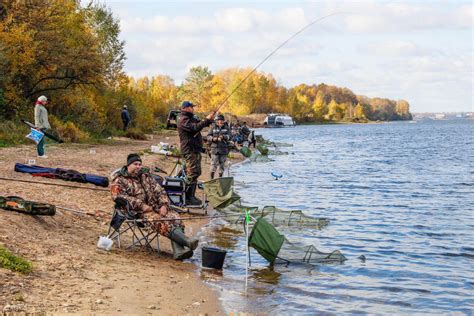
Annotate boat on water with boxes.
[263,113,295,127]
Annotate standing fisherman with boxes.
[177,101,215,205]
[34,95,51,158]
[121,105,131,131]
[207,114,231,179]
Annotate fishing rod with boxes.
[0,176,109,192]
[212,11,346,114]
[56,205,96,216]
[133,212,244,223]
[192,11,346,137]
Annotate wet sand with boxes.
[0,130,241,314]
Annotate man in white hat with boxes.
[34,95,51,158]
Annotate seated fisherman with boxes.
[110,153,198,260]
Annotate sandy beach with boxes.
[0,130,242,314]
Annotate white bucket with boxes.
[97,236,113,251]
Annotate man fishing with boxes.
[110,153,199,260]
[207,114,231,179]
[177,101,215,205]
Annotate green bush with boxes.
[49,116,90,143]
[0,246,33,274]
[0,121,30,147]
[125,128,147,140]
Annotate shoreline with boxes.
[0,131,242,314]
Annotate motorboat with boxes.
[263,113,295,127]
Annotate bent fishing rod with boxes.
[212,11,346,114]
[192,11,346,137]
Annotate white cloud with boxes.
[342,2,473,33]
[361,40,420,57]
[106,0,472,112]
[215,8,262,32]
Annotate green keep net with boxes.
[203,177,346,265]
[249,217,347,265]
[220,204,330,229]
[203,177,241,209]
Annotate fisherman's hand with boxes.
[206,111,216,121]
[212,136,218,142]
[142,204,153,213]
[218,136,223,141]
[159,205,168,217]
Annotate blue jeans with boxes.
[37,137,45,156]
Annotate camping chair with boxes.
[107,197,160,253]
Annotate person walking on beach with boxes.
[207,114,231,179]
[121,105,131,131]
[177,101,215,205]
[110,153,199,260]
[34,95,51,158]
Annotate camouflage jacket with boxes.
[110,166,169,214]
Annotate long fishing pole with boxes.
[213,11,346,114]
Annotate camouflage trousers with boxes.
[142,205,184,238]
[210,153,227,174]
[184,152,202,185]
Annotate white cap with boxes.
[37,95,47,103]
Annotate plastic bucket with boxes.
[202,247,227,270]
[97,236,113,251]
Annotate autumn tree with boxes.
[0,1,105,119]
[83,1,126,87]
[312,90,328,121]
[180,66,214,110]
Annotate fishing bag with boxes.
[0,196,56,216]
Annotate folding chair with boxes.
[107,197,160,253]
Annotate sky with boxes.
[97,0,472,113]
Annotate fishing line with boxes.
[214,11,347,113]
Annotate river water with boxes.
[195,120,474,315]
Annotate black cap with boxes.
[127,153,142,166]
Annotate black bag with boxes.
[0,196,56,216]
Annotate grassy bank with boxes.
[0,120,152,148]
[0,246,32,274]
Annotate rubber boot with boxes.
[171,240,193,260]
[210,172,215,180]
[185,184,202,205]
[191,184,202,205]
[170,227,199,251]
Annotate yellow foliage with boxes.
[49,116,89,143]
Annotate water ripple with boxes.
[203,120,474,314]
